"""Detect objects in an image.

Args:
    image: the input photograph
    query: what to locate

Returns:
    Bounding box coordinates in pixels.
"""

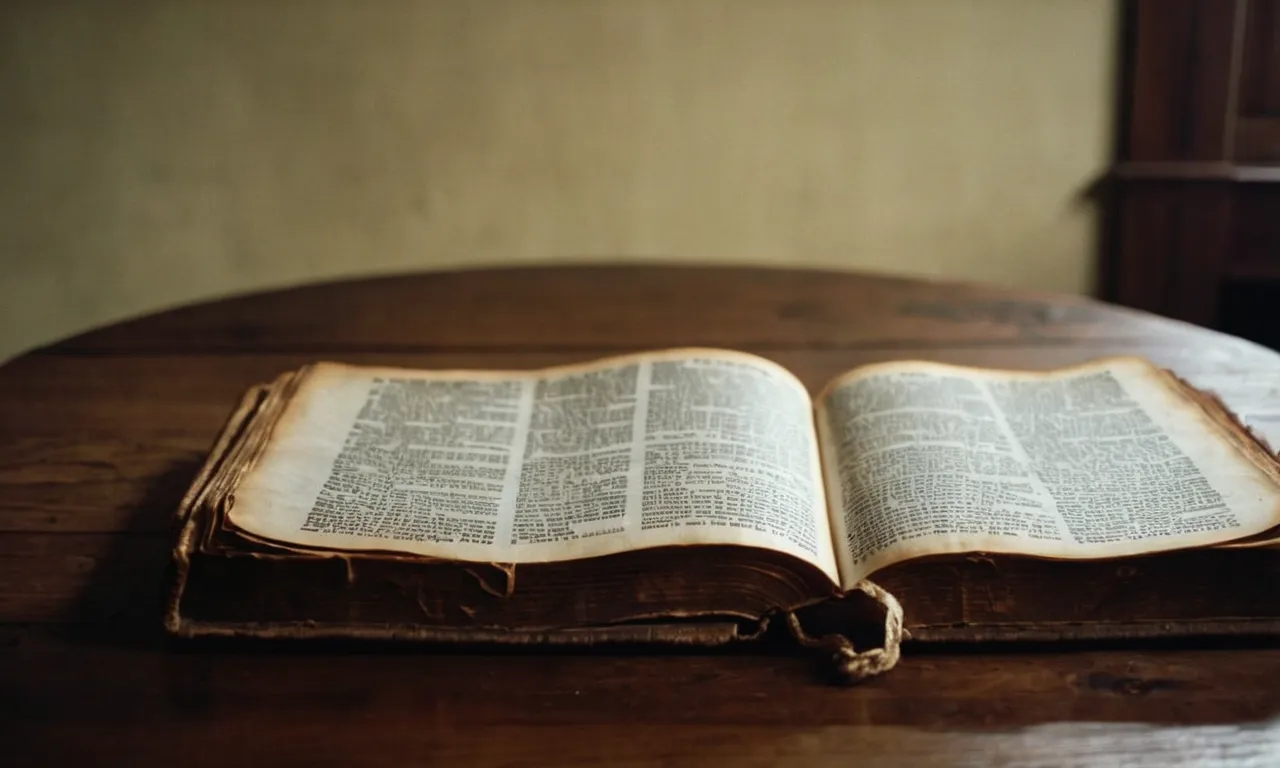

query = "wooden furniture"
[4,266,1279,765]
[1109,0,1280,346]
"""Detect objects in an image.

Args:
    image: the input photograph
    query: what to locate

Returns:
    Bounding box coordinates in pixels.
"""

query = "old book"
[167,350,1280,681]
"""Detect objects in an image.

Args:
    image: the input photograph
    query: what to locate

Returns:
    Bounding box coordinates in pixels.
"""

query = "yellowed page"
[816,357,1280,590]
[229,348,839,584]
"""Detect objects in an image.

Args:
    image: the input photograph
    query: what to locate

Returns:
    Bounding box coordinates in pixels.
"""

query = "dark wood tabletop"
[4,266,1279,766]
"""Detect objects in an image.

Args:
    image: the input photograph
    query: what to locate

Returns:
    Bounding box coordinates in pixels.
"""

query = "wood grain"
[5,628,1280,724]
[11,721,1280,768]
[2,266,1279,765]
[5,628,1280,765]
[1109,0,1280,335]
[1236,117,1280,162]
[48,267,1182,353]
[1242,0,1280,117]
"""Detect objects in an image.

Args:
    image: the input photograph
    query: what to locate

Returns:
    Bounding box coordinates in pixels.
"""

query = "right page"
[816,357,1280,590]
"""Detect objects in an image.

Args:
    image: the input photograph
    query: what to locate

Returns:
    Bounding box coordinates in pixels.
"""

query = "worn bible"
[168,350,1280,682]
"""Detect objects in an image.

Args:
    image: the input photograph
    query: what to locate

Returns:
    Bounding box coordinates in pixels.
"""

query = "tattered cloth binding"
[166,350,1280,683]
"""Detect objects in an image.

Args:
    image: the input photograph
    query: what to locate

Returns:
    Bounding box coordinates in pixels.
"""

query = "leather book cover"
[166,376,1280,655]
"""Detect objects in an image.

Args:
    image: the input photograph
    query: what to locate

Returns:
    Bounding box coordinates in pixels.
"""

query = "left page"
[227,349,840,583]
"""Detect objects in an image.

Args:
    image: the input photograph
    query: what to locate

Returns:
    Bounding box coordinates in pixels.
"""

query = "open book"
[168,350,1280,680]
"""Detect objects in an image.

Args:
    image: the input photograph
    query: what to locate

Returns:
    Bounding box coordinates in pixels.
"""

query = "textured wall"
[0,0,1116,360]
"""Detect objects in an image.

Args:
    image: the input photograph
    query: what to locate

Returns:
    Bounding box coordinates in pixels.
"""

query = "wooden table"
[4,266,1279,765]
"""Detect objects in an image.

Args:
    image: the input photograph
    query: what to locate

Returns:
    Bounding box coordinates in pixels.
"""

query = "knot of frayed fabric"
[786,580,904,684]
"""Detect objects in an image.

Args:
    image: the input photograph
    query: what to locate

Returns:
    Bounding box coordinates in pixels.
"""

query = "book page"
[228,349,839,584]
[816,357,1280,589]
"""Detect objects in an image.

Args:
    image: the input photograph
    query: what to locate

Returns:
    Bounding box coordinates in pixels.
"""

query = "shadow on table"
[60,459,203,650]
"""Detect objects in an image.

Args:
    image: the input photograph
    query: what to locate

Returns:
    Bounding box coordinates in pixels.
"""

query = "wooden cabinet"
[1107,0,1280,346]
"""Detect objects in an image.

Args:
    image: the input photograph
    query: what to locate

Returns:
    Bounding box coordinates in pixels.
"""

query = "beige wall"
[1,0,1116,360]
